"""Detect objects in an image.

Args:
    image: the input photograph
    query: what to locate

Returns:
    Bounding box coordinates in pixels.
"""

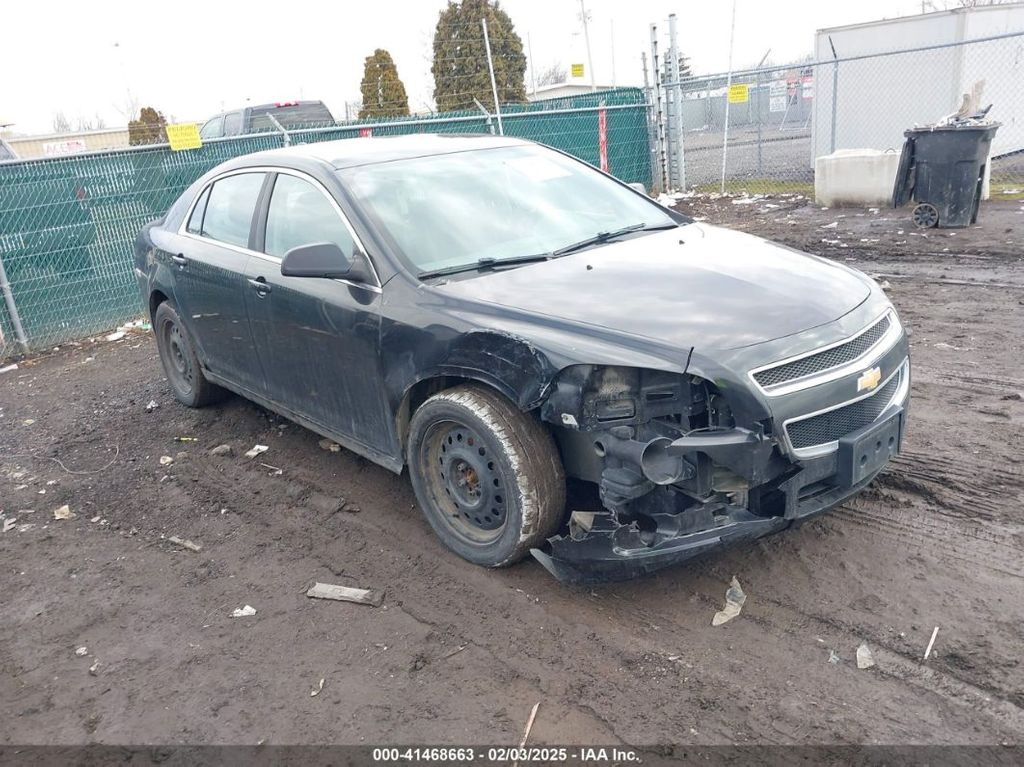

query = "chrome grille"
[786,371,901,450]
[754,314,892,389]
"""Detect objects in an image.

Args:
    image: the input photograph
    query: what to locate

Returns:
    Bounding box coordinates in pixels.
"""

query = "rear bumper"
[532,407,904,585]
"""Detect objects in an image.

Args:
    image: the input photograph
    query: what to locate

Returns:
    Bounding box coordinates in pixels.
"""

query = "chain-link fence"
[650,30,1024,196]
[0,88,650,359]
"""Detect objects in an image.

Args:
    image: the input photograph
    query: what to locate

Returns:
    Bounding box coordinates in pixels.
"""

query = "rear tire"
[153,301,223,407]
[407,385,566,568]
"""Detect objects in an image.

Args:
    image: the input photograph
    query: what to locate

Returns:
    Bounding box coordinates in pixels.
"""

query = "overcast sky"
[3,0,928,134]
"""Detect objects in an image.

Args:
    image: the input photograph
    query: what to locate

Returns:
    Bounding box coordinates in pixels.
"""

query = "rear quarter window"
[199,117,224,139]
[186,187,211,234]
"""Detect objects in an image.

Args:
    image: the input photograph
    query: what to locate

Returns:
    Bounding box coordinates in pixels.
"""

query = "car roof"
[227,133,532,171]
[0,137,17,160]
[246,100,329,110]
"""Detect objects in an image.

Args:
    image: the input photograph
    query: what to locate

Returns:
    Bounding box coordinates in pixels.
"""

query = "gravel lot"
[1,198,1022,748]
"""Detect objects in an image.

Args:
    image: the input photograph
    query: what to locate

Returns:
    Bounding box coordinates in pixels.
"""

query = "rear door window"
[222,111,242,136]
[201,173,265,248]
[264,174,355,259]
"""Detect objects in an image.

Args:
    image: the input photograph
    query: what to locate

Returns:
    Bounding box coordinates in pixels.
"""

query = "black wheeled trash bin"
[892,123,1000,228]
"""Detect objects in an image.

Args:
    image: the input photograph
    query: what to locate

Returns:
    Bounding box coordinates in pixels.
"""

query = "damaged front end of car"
[531,354,907,584]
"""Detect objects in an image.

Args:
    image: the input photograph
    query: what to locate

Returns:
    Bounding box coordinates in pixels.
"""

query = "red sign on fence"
[598,107,608,173]
[359,128,373,138]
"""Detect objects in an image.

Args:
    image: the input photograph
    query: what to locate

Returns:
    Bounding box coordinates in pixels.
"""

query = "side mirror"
[627,182,648,196]
[280,242,371,283]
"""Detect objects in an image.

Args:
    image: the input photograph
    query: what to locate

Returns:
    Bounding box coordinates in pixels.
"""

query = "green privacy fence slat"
[0,88,650,358]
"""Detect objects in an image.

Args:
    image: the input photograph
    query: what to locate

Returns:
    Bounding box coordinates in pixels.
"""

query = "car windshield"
[338,145,680,276]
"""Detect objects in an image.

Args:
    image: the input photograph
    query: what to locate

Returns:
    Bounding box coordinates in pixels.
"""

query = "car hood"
[433,223,873,352]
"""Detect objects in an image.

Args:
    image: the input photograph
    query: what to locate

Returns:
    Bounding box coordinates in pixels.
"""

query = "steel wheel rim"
[163,320,194,395]
[421,419,508,544]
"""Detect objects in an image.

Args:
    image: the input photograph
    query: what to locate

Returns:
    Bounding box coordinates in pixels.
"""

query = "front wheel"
[407,385,566,568]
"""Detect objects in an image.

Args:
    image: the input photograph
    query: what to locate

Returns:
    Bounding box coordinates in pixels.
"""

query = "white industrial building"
[811,3,1024,163]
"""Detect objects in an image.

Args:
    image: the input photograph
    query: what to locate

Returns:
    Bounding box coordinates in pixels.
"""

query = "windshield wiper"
[551,221,679,257]
[418,253,552,280]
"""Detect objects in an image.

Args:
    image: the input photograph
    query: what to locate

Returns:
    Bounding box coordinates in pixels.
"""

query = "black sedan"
[134,135,910,583]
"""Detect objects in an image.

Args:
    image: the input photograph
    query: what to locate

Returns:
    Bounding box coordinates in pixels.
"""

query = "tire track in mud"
[560,554,1024,742]
[833,500,1023,580]
[693,573,1024,738]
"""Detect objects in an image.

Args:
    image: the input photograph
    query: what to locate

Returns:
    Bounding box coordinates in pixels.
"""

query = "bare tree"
[923,0,1015,9]
[535,62,567,87]
[113,92,141,124]
[52,112,73,133]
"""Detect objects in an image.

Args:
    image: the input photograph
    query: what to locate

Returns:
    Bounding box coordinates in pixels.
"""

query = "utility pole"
[668,13,685,191]
[720,0,738,194]
[481,17,504,135]
[610,20,617,88]
[527,32,537,97]
[579,0,596,92]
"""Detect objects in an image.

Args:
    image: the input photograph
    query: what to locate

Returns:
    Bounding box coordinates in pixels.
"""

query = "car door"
[174,171,267,393]
[243,170,394,455]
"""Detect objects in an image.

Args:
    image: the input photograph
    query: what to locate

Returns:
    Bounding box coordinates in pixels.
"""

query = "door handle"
[248,277,272,297]
[171,254,187,266]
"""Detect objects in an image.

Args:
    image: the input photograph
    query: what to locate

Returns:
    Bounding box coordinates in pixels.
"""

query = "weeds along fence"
[0,88,650,359]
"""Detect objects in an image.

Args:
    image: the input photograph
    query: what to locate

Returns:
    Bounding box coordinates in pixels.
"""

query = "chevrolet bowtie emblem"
[857,366,882,392]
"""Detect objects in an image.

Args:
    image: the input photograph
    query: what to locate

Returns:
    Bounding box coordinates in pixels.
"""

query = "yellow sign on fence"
[571,63,585,78]
[166,123,203,152]
[727,84,749,104]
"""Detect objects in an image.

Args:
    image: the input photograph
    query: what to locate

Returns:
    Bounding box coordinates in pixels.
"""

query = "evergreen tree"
[128,107,167,145]
[431,0,527,113]
[358,49,410,119]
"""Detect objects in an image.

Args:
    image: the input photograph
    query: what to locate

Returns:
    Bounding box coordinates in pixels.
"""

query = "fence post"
[641,51,660,192]
[266,113,291,147]
[668,13,686,191]
[0,253,30,354]
[829,36,839,154]
[649,23,669,192]
[482,17,505,136]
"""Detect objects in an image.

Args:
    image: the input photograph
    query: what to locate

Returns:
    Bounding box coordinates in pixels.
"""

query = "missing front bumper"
[531,507,788,585]
[532,444,897,585]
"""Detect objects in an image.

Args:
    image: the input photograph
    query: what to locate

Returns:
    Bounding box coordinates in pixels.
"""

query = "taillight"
[275,101,298,108]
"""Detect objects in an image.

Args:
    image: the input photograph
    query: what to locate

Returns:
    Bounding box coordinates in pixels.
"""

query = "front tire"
[153,301,223,407]
[407,385,566,568]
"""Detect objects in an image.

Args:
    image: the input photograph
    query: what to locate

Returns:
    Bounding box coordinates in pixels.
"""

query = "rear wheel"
[153,301,223,407]
[407,385,566,568]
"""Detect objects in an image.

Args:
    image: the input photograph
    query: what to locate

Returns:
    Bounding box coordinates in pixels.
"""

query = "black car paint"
[135,135,909,582]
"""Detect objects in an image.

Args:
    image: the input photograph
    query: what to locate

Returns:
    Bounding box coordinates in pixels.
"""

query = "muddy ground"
[1,197,1022,748]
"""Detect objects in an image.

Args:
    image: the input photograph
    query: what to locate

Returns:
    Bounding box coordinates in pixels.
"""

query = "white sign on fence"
[770,96,788,113]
